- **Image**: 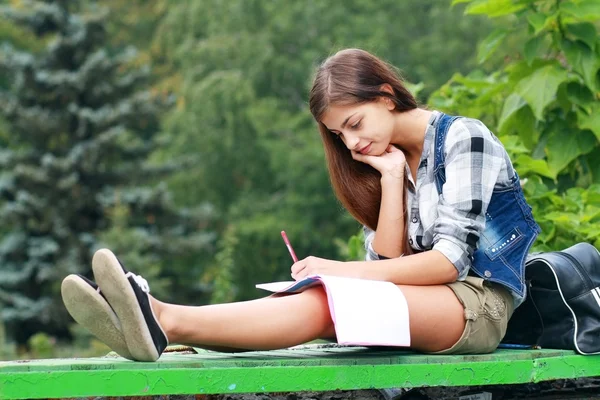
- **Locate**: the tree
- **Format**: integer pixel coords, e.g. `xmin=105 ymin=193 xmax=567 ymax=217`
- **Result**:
xmin=151 ymin=0 xmax=495 ymax=300
xmin=430 ymin=0 xmax=600 ymax=251
xmin=0 ymin=1 xmax=213 ymax=345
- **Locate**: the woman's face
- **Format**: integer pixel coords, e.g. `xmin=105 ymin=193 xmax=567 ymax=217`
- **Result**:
xmin=320 ymin=99 xmax=396 ymax=156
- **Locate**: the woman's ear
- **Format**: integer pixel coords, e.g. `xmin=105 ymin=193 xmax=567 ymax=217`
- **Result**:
xmin=379 ymin=83 xmax=394 ymax=95
xmin=379 ymin=84 xmax=395 ymax=110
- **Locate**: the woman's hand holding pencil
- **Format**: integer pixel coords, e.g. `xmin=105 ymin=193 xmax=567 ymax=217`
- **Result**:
xmin=281 ymin=230 xmax=363 ymax=280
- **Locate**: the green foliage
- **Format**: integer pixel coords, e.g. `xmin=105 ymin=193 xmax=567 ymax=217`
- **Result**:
xmin=205 ymin=225 xmax=238 ymax=304
xmin=153 ymin=0 xmax=494 ymax=300
xmin=336 ymin=229 xmax=367 ymax=262
xmin=0 ymin=0 xmax=541 ymax=354
xmin=0 ymin=17 xmax=45 ymax=53
xmin=0 ymin=305 xmax=15 ymax=360
xmin=529 ymin=181 xmax=600 ymax=250
xmin=0 ymin=323 xmax=114 ymax=360
xmin=0 ymin=1 xmax=213 ymax=344
xmin=85 ymin=0 xmax=173 ymax=91
xmin=27 ymin=332 xmax=55 ymax=359
xmin=432 ymin=0 xmax=600 ymax=251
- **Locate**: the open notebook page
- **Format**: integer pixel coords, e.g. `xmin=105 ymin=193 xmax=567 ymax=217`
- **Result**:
xmin=256 ymin=274 xmax=410 ymax=347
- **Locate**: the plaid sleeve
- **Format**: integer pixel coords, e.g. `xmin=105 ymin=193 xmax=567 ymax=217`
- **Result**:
xmin=432 ymin=118 xmax=505 ymax=280
xmin=362 ymin=226 xmax=394 ymax=261
xmin=363 ymin=226 xmax=380 ymax=261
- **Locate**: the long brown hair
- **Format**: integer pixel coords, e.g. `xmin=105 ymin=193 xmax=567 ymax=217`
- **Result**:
xmin=309 ymin=49 xmax=418 ymax=251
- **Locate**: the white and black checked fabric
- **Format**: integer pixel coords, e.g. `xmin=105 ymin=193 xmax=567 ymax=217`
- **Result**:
xmin=364 ymin=111 xmax=515 ymax=280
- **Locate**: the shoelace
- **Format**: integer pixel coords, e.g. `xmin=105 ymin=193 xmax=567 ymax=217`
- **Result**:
xmin=125 ymin=272 xmax=150 ymax=293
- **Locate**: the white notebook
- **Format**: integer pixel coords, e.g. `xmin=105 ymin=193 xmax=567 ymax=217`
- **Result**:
xmin=256 ymin=274 xmax=411 ymax=347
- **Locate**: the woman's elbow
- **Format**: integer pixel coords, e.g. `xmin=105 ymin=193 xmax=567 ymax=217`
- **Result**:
xmin=443 ymin=265 xmax=459 ymax=284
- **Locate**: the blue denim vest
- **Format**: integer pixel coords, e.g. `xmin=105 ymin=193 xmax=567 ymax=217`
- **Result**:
xmin=433 ymin=113 xmax=541 ymax=306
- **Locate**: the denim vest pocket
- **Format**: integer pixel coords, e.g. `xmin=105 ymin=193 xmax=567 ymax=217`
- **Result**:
xmin=471 ymin=181 xmax=540 ymax=297
xmin=483 ymin=227 xmax=524 ymax=261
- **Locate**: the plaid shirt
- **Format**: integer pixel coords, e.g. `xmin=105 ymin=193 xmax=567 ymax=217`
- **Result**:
xmin=364 ymin=111 xmax=515 ymax=281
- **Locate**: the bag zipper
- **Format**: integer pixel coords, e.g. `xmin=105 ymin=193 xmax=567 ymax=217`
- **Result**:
xmin=527 ymin=279 xmax=544 ymax=347
xmin=557 ymin=251 xmax=594 ymax=291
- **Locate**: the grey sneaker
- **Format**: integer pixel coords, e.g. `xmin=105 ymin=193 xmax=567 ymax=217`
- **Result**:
xmin=61 ymin=274 xmax=133 ymax=360
xmin=92 ymin=248 xmax=168 ymax=362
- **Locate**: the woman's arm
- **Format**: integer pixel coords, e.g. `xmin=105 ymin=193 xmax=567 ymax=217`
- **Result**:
xmin=291 ymin=250 xmax=458 ymax=285
xmin=351 ymin=250 xmax=458 ymax=285
xmin=354 ymin=145 xmax=408 ymax=259
xmin=431 ymin=119 xmax=505 ymax=281
xmin=371 ymin=175 xmax=406 ymax=258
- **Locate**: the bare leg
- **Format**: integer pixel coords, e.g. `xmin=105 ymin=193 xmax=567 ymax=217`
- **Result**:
xmin=151 ymin=284 xmax=465 ymax=353
xmin=399 ymin=285 xmax=465 ymax=351
xmin=153 ymin=287 xmax=336 ymax=351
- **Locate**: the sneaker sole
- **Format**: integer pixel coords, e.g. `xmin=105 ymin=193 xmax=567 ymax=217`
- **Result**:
xmin=61 ymin=274 xmax=133 ymax=360
xmin=92 ymin=249 xmax=161 ymax=362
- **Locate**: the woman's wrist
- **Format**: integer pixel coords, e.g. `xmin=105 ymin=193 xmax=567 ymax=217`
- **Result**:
xmin=380 ymin=171 xmax=405 ymax=185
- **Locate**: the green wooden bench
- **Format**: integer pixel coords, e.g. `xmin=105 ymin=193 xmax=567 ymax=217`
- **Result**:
xmin=1 ymin=344 xmax=599 ymax=399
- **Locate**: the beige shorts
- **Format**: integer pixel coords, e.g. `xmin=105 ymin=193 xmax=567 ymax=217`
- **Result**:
xmin=432 ymin=276 xmax=514 ymax=355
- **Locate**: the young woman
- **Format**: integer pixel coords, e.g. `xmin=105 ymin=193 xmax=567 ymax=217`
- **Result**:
xmin=62 ymin=48 xmax=539 ymax=362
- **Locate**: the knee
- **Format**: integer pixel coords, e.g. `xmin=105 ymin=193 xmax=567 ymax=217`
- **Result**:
xmin=300 ymin=287 xmax=335 ymax=336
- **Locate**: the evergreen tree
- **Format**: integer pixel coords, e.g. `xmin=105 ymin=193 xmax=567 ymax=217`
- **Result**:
xmin=0 ymin=1 xmax=213 ymax=345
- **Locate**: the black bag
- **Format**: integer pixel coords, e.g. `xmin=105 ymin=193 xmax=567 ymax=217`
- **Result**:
xmin=503 ymin=242 xmax=600 ymax=354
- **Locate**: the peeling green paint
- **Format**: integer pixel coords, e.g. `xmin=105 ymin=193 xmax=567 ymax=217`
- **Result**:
xmin=0 ymin=348 xmax=599 ymax=399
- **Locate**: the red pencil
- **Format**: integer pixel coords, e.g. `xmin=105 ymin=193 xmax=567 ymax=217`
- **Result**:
xmin=281 ymin=230 xmax=298 ymax=263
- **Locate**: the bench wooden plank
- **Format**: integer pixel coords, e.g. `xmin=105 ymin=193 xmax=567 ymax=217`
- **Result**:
xmin=1 ymin=347 xmax=599 ymax=399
